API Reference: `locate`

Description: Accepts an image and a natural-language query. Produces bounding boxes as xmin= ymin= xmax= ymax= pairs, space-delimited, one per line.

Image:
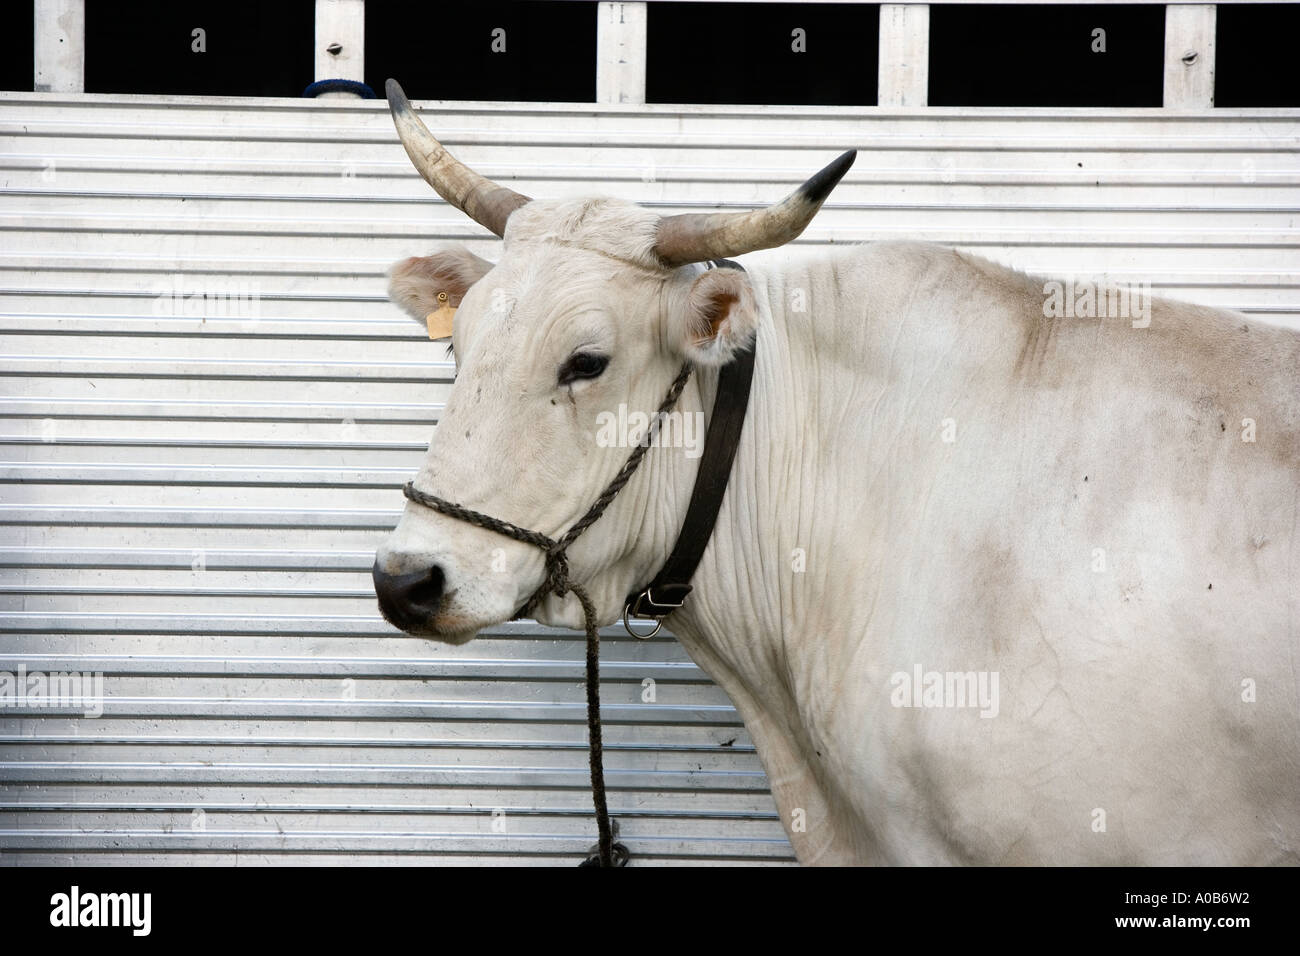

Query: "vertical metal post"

xmin=1164 ymin=4 xmax=1216 ymax=108
xmin=34 ymin=0 xmax=85 ymax=93
xmin=315 ymin=0 xmax=366 ymax=98
xmin=597 ymin=1 xmax=647 ymax=105
xmin=878 ymin=4 xmax=929 ymax=108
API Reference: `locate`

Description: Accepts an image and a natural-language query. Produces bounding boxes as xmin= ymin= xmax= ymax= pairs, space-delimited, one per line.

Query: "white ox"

xmin=372 ymin=82 xmax=1300 ymax=865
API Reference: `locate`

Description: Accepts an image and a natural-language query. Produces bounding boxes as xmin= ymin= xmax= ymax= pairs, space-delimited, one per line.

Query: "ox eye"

xmin=558 ymin=351 xmax=609 ymax=386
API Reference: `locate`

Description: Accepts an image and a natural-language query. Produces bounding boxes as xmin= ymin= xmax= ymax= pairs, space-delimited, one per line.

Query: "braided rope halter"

xmin=401 ymin=362 xmax=694 ymax=867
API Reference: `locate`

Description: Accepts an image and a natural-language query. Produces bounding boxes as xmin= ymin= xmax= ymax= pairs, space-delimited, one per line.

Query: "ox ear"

xmin=387 ymin=246 xmax=494 ymax=326
xmin=671 ymin=265 xmax=759 ymax=366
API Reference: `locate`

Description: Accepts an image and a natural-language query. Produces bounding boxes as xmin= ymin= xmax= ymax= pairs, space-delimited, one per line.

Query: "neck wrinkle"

xmin=617 ymin=363 xmax=719 ymax=601
xmin=663 ymin=267 xmax=801 ymax=695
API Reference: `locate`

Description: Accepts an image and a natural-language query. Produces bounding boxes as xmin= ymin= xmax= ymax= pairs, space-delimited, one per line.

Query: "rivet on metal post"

xmin=327 ymin=42 xmax=343 ymax=56
xmin=1181 ymin=50 xmax=1198 ymax=66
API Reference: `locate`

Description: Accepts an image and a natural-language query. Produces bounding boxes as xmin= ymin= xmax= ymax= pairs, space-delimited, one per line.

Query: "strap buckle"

xmin=622 ymin=585 xmax=691 ymax=639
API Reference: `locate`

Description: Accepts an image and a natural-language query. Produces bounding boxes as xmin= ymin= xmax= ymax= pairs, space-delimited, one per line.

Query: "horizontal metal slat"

xmin=0 ymin=355 xmax=452 ymax=381
xmin=0 ymin=652 xmax=708 ymax=682
xmin=0 ymin=461 xmax=412 ymax=486
xmin=0 ymin=547 xmax=373 ymax=570
xmin=0 ymin=397 xmax=442 ymax=423
xmin=0 ymin=830 xmax=794 ymax=860
xmin=0 ymin=504 xmax=397 ymax=528
xmin=0 ymin=761 xmax=759 ymax=788
xmin=0 ymin=612 xmax=674 ymax=644
xmin=4 ymin=156 xmax=1299 ymax=189
xmin=6 ymin=210 xmax=1297 ymax=246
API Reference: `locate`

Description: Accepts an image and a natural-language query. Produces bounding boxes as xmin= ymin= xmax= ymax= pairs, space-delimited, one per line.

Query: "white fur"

xmin=376 ymin=197 xmax=1300 ymax=864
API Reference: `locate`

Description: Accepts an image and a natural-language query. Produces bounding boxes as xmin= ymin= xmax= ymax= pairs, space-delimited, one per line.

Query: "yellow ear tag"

xmin=425 ymin=291 xmax=456 ymax=340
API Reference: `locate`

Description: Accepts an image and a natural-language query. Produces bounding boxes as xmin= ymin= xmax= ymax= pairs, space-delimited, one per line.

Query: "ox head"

xmin=373 ymin=79 xmax=853 ymax=642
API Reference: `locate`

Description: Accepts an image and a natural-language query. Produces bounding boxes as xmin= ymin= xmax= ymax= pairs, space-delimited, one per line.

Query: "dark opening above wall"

xmin=929 ymin=3 xmax=1165 ymax=108
xmin=1216 ymin=3 xmax=1300 ymax=107
xmin=84 ymin=0 xmax=314 ymax=97
xmin=365 ymin=1 xmax=597 ymax=103
xmin=647 ymin=2 xmax=879 ymax=106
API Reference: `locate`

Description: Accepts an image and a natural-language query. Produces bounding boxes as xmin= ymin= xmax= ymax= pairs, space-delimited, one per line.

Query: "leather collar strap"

xmin=625 ymin=258 xmax=757 ymax=624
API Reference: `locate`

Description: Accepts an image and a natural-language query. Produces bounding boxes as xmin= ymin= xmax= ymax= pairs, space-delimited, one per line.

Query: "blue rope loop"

xmin=303 ymin=79 xmax=377 ymax=99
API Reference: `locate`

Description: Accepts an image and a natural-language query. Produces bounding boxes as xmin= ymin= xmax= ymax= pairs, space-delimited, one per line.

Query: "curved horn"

xmin=385 ymin=78 xmax=530 ymax=238
xmin=654 ymin=150 xmax=856 ymax=268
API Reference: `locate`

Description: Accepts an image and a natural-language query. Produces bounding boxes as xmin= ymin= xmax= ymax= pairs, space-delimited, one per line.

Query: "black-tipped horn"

xmin=653 ymin=150 xmax=856 ymax=267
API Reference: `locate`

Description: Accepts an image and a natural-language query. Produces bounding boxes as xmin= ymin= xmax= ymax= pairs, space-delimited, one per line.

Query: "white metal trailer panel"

xmin=0 ymin=92 xmax=1297 ymax=865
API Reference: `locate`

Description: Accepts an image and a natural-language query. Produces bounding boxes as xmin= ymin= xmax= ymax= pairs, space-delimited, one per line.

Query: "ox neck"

xmin=647 ymin=253 xmax=840 ymax=676
xmin=624 ymin=260 xmax=756 ymax=628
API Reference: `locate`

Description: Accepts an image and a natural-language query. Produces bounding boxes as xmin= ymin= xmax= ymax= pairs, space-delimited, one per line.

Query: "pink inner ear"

xmin=696 ymin=288 xmax=739 ymax=343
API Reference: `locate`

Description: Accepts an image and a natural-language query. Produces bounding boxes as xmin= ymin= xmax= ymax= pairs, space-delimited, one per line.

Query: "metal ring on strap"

xmin=622 ymin=603 xmax=664 ymax=640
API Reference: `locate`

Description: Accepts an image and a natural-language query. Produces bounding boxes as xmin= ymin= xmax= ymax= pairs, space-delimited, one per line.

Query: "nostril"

xmin=407 ymin=565 xmax=445 ymax=610
xmin=372 ymin=561 xmax=446 ymax=627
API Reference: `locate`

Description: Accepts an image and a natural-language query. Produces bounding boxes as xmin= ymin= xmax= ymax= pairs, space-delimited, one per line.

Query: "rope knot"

xmin=544 ymin=547 xmax=571 ymax=599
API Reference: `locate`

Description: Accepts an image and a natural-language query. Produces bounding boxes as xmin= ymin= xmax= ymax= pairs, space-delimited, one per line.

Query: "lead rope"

xmin=402 ymin=362 xmax=694 ymax=867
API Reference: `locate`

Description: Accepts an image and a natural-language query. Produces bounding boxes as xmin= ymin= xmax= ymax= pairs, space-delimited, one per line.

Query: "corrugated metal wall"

xmin=1 ymin=92 xmax=1297 ymax=865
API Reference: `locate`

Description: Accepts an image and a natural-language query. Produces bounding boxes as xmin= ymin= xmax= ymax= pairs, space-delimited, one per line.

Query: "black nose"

xmin=372 ymin=561 xmax=445 ymax=630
